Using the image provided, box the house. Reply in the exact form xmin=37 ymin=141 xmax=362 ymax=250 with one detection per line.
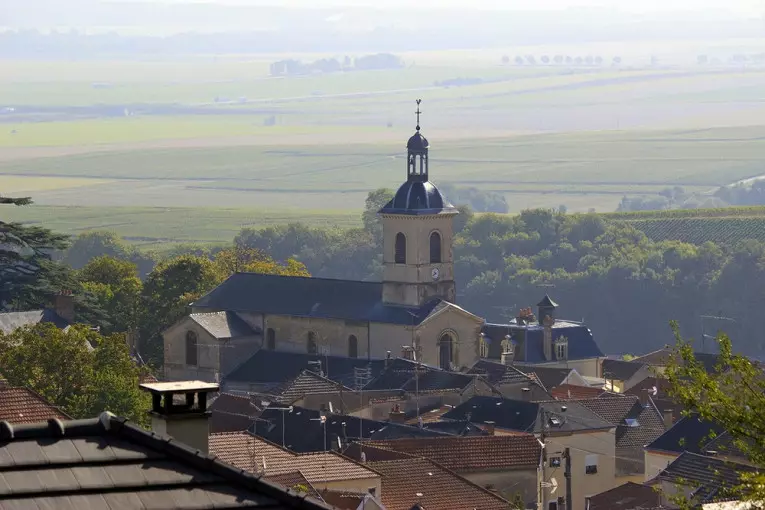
xmin=650 ymin=451 xmax=757 ymax=507
xmin=163 ymin=107 xmax=606 ymax=382
xmin=625 ymin=376 xmax=684 ymax=424
xmin=586 ymin=481 xmax=669 ymax=510
xmin=355 ymin=446 xmax=512 ymax=510
xmin=0 ymin=386 xmax=71 ymax=423
xmin=575 ymin=395 xmax=667 ymax=481
xmin=467 ymin=358 xmax=552 ymax=400
xmin=479 ymin=296 xmax=605 ymax=378
xmin=0 ymin=409 xmax=331 ymax=509
xmin=442 ymin=395 xmax=617 ymax=510
xmin=601 ymin=358 xmax=652 ymax=393
xmin=0 ymin=290 xmax=74 ymax=334
xmin=210 ymin=431 xmax=383 ymax=496
xmin=643 ymin=414 xmax=726 ymax=481
xmin=357 ymin=435 xmax=541 ymax=505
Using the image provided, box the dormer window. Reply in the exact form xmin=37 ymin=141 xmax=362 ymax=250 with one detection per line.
xmin=554 ymin=336 xmax=568 ymax=361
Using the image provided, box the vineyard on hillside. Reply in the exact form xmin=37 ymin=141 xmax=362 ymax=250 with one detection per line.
xmin=600 ymin=207 xmax=765 ymax=245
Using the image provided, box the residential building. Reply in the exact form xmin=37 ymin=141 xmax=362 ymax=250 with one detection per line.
xmin=210 ymin=431 xmax=383 ymax=496
xmin=586 ymin=481 xmax=668 ymax=510
xmin=0 ymin=410 xmax=331 ymax=509
xmin=0 ymin=290 xmax=75 ymax=334
xmin=601 ymin=358 xmax=652 ymax=393
xmin=163 ymin=108 xmax=606 ymax=382
xmin=632 ymin=348 xmax=722 ymax=376
xmin=358 ymin=435 xmax=541 ymax=505
xmin=0 ymin=386 xmax=70 ymax=423
xmin=467 ymin=358 xmax=553 ymax=400
xmin=442 ymin=395 xmax=618 ymax=510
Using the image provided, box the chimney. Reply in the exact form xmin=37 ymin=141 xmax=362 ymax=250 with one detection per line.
xmin=388 ymin=403 xmax=406 ymax=423
xmin=401 ymin=346 xmax=414 ymax=361
xmin=639 ymin=389 xmax=649 ymax=408
xmin=663 ymin=408 xmax=674 ymax=429
xmin=484 ymin=420 xmax=495 ymax=436
xmin=53 ymin=290 xmax=75 ymax=323
xmin=385 ymin=351 xmax=392 ymax=368
xmin=537 ymin=295 xmax=558 ymax=325
xmin=521 ymin=387 xmax=532 ymax=401
xmin=542 ymin=315 xmax=555 ymax=362
xmin=140 ymin=380 xmax=219 ymax=454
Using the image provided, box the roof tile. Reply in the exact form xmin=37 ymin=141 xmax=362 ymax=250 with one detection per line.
xmin=0 ymin=387 xmax=70 ymax=423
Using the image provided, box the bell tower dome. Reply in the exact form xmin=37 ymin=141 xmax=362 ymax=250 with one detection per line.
xmin=379 ymin=100 xmax=458 ymax=307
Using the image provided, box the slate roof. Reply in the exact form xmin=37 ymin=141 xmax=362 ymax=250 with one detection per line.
xmin=224 ymin=349 xmax=388 ymax=390
xmin=193 ymin=273 xmax=441 ymax=325
xmin=513 ymin=365 xmax=575 ymax=391
xmin=190 ymin=311 xmax=259 ymax=339
xmin=367 ymin=456 xmax=510 ymax=510
xmin=575 ymin=395 xmax=667 ymax=451
xmin=0 ymin=386 xmax=71 ymax=423
xmin=365 ymin=358 xmax=477 ymax=393
xmin=481 ymin=319 xmax=603 ymax=362
xmin=381 ymin=180 xmax=457 ymax=216
xmin=209 ymin=392 xmax=262 ymax=433
xmin=657 ymin=451 xmax=757 ymax=503
xmin=360 ymin=435 xmax=541 ymax=472
xmin=442 ymin=395 xmax=614 ymax=434
xmin=467 ymin=359 xmax=532 ymax=386
xmin=252 ymin=405 xmax=446 ymax=453
xmin=587 ymin=482 xmax=665 ymax=510
xmin=602 ymin=358 xmax=647 ymax=381
xmin=210 ymin=432 xmax=380 ymax=484
xmin=646 ymin=414 xmax=724 ymax=455
xmin=551 ymin=384 xmax=607 ymax=400
xmin=0 ymin=412 xmax=331 ymax=509
xmin=633 ymin=348 xmax=722 ymax=373
xmin=0 ymin=309 xmax=70 ymax=334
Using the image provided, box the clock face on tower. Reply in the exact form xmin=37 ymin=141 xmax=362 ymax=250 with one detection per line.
xmin=431 ymin=267 xmax=440 ymax=281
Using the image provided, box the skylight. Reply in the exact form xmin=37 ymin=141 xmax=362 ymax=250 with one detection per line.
xmin=624 ymin=418 xmax=640 ymax=427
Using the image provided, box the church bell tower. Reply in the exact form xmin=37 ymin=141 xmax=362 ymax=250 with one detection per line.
xmin=378 ymin=100 xmax=459 ymax=307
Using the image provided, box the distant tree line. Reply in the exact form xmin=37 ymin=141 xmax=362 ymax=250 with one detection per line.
xmin=269 ymin=53 xmax=403 ymax=76
xmin=618 ymin=181 xmax=765 ymax=212
xmin=502 ymin=54 xmax=622 ymax=66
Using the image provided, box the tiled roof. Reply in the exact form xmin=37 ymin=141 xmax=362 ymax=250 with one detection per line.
xmin=266 ymin=471 xmax=322 ymax=500
xmin=633 ymin=348 xmax=722 ymax=373
xmin=367 ymin=456 xmax=510 ymax=510
xmin=224 ymin=349 xmax=388 ymax=389
xmin=701 ymin=432 xmax=750 ymax=462
xmin=587 ymin=482 xmax=665 ymax=510
xmin=0 ymin=309 xmax=70 ymax=334
xmin=602 ymin=358 xmax=647 ymax=381
xmin=657 ymin=452 xmax=757 ymax=503
xmin=360 ymin=435 xmax=541 ymax=472
xmin=210 ymin=432 xmax=380 ymax=484
xmin=0 ymin=386 xmax=70 ymax=423
xmin=513 ymin=364 xmax=575 ymax=391
xmin=190 ymin=311 xmax=259 ymax=339
xmin=551 ymin=384 xmax=607 ymax=400
xmin=577 ymin=395 xmax=645 ymax=425
xmin=277 ymin=371 xmax=351 ymax=404
xmin=442 ymin=395 xmax=614 ymax=434
xmin=646 ymin=414 xmax=724 ymax=455
xmin=319 ymin=490 xmax=368 ymax=510
xmin=210 ymin=392 xmax=262 ymax=433
xmin=616 ymin=404 xmax=667 ymax=450
xmin=0 ymin=412 xmax=331 ymax=509
xmin=365 ymin=358 xmax=476 ymax=393
xmin=193 ymin=272 xmax=442 ymax=325
xmin=467 ymin=359 xmax=532 ymax=386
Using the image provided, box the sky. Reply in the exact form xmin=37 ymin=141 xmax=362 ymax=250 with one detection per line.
xmin=143 ymin=0 xmax=765 ymax=16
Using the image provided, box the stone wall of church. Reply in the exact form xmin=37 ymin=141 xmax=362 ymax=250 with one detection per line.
xmin=416 ymin=309 xmax=483 ymax=370
xmin=263 ymin=314 xmax=373 ymax=359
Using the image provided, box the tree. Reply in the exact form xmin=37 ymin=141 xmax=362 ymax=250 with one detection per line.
xmin=664 ymin=322 xmax=765 ymax=506
xmin=77 ymin=256 xmax=142 ymax=333
xmin=214 ymin=246 xmax=310 ymax=278
xmin=0 ymin=323 xmax=150 ymax=425
xmin=541 ymin=55 xmax=550 ymax=64
xmin=362 ymin=188 xmax=395 ymax=242
xmin=1 ymin=194 xmax=71 ymax=310
xmin=501 ymin=55 xmax=510 ymax=64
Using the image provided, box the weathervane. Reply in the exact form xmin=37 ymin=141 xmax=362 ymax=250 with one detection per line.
xmin=415 ymin=99 xmax=422 ymax=131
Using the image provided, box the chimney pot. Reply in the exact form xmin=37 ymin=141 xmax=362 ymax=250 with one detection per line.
xmin=484 ymin=421 xmax=495 ymax=435
xmin=521 ymin=387 xmax=531 ymax=401
xmin=388 ymin=403 xmax=406 ymax=423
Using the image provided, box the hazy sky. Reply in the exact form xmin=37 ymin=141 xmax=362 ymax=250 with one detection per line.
xmin=147 ymin=0 xmax=765 ymax=16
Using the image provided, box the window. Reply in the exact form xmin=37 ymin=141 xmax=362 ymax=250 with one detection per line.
xmin=585 ymin=454 xmax=598 ymax=474
xmin=185 ymin=331 xmax=198 ymax=366
xmin=429 ymin=231 xmax=442 ymax=263
xmin=348 ymin=335 xmax=358 ymax=358
xmin=624 ymin=418 xmax=640 ymax=427
xmin=307 ymin=331 xmax=318 ymax=354
xmin=266 ymin=328 xmax=276 ymax=350
xmin=394 ymin=233 xmax=406 ymax=264
xmin=438 ymin=333 xmax=453 ymax=370
xmin=555 ymin=340 xmax=568 ymax=361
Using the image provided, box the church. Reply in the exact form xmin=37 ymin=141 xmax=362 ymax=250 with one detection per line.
xmin=163 ymin=101 xmax=604 ymax=383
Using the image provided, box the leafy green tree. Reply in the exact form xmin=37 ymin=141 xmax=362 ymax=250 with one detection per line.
xmin=77 ymin=256 xmax=143 ymax=333
xmin=362 ymin=188 xmax=394 ymax=242
xmin=0 ymin=323 xmax=150 ymax=425
xmin=65 ymin=231 xmax=157 ymax=277
xmin=664 ymin=322 xmax=765 ymax=507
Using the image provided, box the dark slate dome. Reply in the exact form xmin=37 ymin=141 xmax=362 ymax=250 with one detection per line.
xmin=407 ymin=131 xmax=429 ymax=153
xmin=380 ymin=180 xmax=457 ymax=215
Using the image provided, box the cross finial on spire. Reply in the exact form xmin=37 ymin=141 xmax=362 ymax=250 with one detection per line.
xmin=415 ymin=99 xmax=422 ymax=131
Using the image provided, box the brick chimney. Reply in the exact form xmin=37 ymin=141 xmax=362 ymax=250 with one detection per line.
xmin=389 ymin=403 xmax=406 ymax=423
xmin=53 ymin=290 xmax=75 ymax=323
xmin=140 ymin=380 xmax=219 ymax=454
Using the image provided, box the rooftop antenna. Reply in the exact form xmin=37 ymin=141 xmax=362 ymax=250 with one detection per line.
xmin=415 ymin=99 xmax=422 ymax=131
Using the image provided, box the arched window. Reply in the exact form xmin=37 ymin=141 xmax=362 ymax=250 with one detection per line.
xmin=348 ymin=335 xmax=358 ymax=358
xmin=185 ymin=331 xmax=198 ymax=366
xmin=438 ymin=333 xmax=454 ymax=370
xmin=430 ymin=231 xmax=442 ymax=263
xmin=395 ymin=233 xmax=406 ymax=264
xmin=266 ymin=328 xmax=276 ymax=350
xmin=307 ymin=331 xmax=318 ymax=354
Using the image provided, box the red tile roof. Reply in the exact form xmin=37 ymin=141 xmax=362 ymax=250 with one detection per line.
xmin=361 ymin=435 xmax=540 ymax=473
xmin=0 ymin=387 xmax=70 ymax=423
xmin=367 ymin=456 xmax=510 ymax=510
xmin=551 ymin=384 xmax=608 ymax=400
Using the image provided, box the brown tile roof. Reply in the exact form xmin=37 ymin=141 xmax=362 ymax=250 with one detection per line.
xmin=367 ymin=456 xmax=510 ymax=510
xmin=361 ymin=435 xmax=540 ymax=472
xmin=0 ymin=387 xmax=70 ymax=423
xmin=577 ymin=395 xmax=643 ymax=425
xmin=587 ymin=482 xmax=666 ymax=510
xmin=210 ymin=432 xmax=379 ymax=485
xmin=550 ymin=384 xmax=607 ymax=400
